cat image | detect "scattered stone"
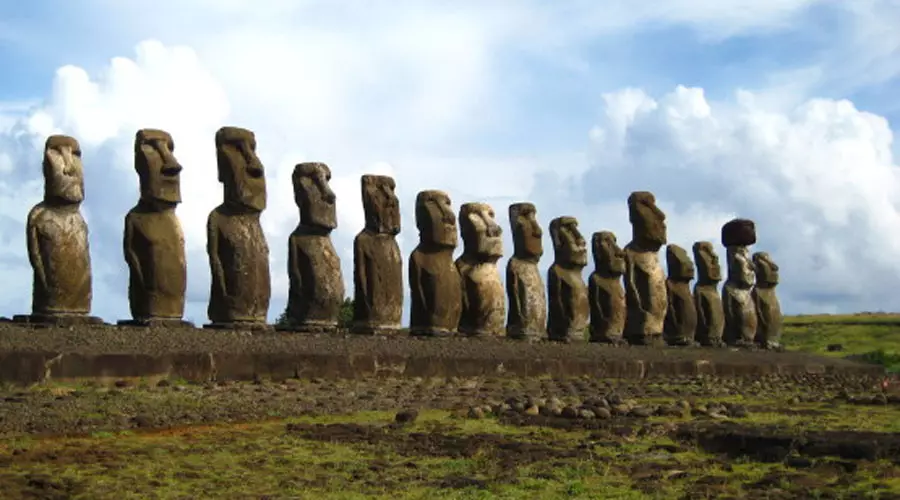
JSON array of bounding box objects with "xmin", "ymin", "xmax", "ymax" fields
[
  {"xmin": 467, "ymin": 407, "xmax": 485, "ymax": 419},
  {"xmin": 395, "ymin": 409, "xmax": 418, "ymax": 424}
]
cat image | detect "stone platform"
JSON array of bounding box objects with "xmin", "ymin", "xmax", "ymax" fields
[{"xmin": 0, "ymin": 323, "xmax": 883, "ymax": 386}]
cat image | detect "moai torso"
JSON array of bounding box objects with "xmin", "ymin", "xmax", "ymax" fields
[
  {"xmin": 692, "ymin": 241, "xmax": 725, "ymax": 346},
  {"xmin": 721, "ymin": 218, "xmax": 758, "ymax": 346},
  {"xmin": 287, "ymin": 163, "xmax": 344, "ymax": 328},
  {"xmin": 456, "ymin": 202, "xmax": 505, "ymax": 336},
  {"xmin": 124, "ymin": 129, "xmax": 187, "ymax": 321},
  {"xmin": 752, "ymin": 251, "xmax": 783, "ymax": 349},
  {"xmin": 623, "ymin": 191, "xmax": 668, "ymax": 345},
  {"xmin": 207, "ymin": 127, "xmax": 271, "ymax": 325},
  {"xmin": 505, "ymin": 202, "xmax": 546, "ymax": 340},
  {"xmin": 353, "ymin": 175, "xmax": 403, "ymax": 332},
  {"xmin": 409, "ymin": 190, "xmax": 462, "ymax": 335},
  {"xmin": 547, "ymin": 217, "xmax": 589, "ymax": 342},
  {"xmin": 663, "ymin": 244, "xmax": 697, "ymax": 346},
  {"xmin": 588, "ymin": 231, "xmax": 626, "ymax": 344},
  {"xmin": 27, "ymin": 135, "xmax": 92, "ymax": 316}
]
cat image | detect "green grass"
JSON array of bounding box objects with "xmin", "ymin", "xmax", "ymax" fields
[{"xmin": 782, "ymin": 313, "xmax": 900, "ymax": 372}]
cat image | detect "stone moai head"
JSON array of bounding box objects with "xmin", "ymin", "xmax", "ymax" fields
[
  {"xmin": 459, "ymin": 202, "xmax": 503, "ymax": 261},
  {"xmin": 293, "ymin": 162, "xmax": 337, "ymax": 230},
  {"xmin": 753, "ymin": 252, "xmax": 779, "ymax": 287},
  {"xmin": 215, "ymin": 126, "xmax": 266, "ymax": 212},
  {"xmin": 550, "ymin": 216, "xmax": 587, "ymax": 268},
  {"xmin": 692, "ymin": 241, "xmax": 722, "ymax": 284},
  {"xmin": 509, "ymin": 202, "xmax": 543, "ymax": 261},
  {"xmin": 415, "ymin": 190, "xmax": 457, "ymax": 249},
  {"xmin": 628, "ymin": 191, "xmax": 667, "ymax": 251},
  {"xmin": 666, "ymin": 244, "xmax": 695, "ymax": 282},
  {"xmin": 43, "ymin": 135, "xmax": 85, "ymax": 205},
  {"xmin": 361, "ymin": 174, "xmax": 400, "ymax": 235},
  {"xmin": 591, "ymin": 231, "xmax": 625, "ymax": 277},
  {"xmin": 134, "ymin": 129, "xmax": 182, "ymax": 208}
]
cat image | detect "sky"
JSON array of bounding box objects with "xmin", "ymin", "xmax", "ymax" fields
[{"xmin": 1, "ymin": 0, "xmax": 899, "ymax": 324}]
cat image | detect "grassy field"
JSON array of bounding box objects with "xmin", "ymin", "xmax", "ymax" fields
[{"xmin": 782, "ymin": 313, "xmax": 900, "ymax": 372}]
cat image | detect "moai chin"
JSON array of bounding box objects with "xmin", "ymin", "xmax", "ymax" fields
[
  {"xmin": 588, "ymin": 231, "xmax": 627, "ymax": 344},
  {"xmin": 692, "ymin": 241, "xmax": 726, "ymax": 347},
  {"xmin": 547, "ymin": 216, "xmax": 589, "ymax": 342},
  {"xmin": 623, "ymin": 191, "xmax": 667, "ymax": 345},
  {"xmin": 752, "ymin": 251, "xmax": 783, "ymax": 350},
  {"xmin": 505, "ymin": 202, "xmax": 546, "ymax": 340},
  {"xmin": 17, "ymin": 135, "xmax": 103, "ymax": 326},
  {"xmin": 352, "ymin": 174, "xmax": 403, "ymax": 334},
  {"xmin": 721, "ymin": 218, "xmax": 758, "ymax": 346},
  {"xmin": 456, "ymin": 202, "xmax": 505, "ymax": 336},
  {"xmin": 205, "ymin": 126, "xmax": 271, "ymax": 330},
  {"xmin": 663, "ymin": 244, "xmax": 699, "ymax": 346},
  {"xmin": 119, "ymin": 129, "xmax": 191, "ymax": 328},
  {"xmin": 283, "ymin": 163, "xmax": 345, "ymax": 332},
  {"xmin": 408, "ymin": 189, "xmax": 462, "ymax": 336}
]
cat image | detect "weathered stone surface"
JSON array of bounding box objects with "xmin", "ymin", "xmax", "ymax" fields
[
  {"xmin": 664, "ymin": 244, "xmax": 698, "ymax": 346},
  {"xmin": 286, "ymin": 163, "xmax": 344, "ymax": 330},
  {"xmin": 409, "ymin": 190, "xmax": 462, "ymax": 336},
  {"xmin": 588, "ymin": 231, "xmax": 626, "ymax": 344},
  {"xmin": 24, "ymin": 135, "xmax": 101, "ymax": 324},
  {"xmin": 693, "ymin": 241, "xmax": 725, "ymax": 347},
  {"xmin": 123, "ymin": 129, "xmax": 187, "ymax": 324},
  {"xmin": 206, "ymin": 126, "xmax": 270, "ymax": 327},
  {"xmin": 506, "ymin": 203, "xmax": 546, "ymax": 340},
  {"xmin": 722, "ymin": 244, "xmax": 758, "ymax": 347},
  {"xmin": 353, "ymin": 174, "xmax": 402, "ymax": 334},
  {"xmin": 722, "ymin": 218, "xmax": 756, "ymax": 247},
  {"xmin": 547, "ymin": 216, "xmax": 589, "ymax": 342},
  {"xmin": 456, "ymin": 202, "xmax": 505, "ymax": 336},
  {"xmin": 624, "ymin": 191, "xmax": 668, "ymax": 345},
  {"xmin": 753, "ymin": 251, "xmax": 783, "ymax": 349}
]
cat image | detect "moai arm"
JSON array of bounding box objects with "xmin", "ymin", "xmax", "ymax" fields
[
  {"xmin": 589, "ymin": 278, "xmax": 607, "ymax": 324},
  {"xmin": 288, "ymin": 237, "xmax": 303, "ymax": 299},
  {"xmin": 755, "ymin": 291, "xmax": 769, "ymax": 332},
  {"xmin": 548, "ymin": 269, "xmax": 564, "ymax": 325},
  {"xmin": 506, "ymin": 263, "xmax": 524, "ymax": 323},
  {"xmin": 354, "ymin": 239, "xmax": 373, "ymax": 316},
  {"xmin": 409, "ymin": 257, "xmax": 431, "ymax": 316},
  {"xmin": 123, "ymin": 214, "xmax": 144, "ymax": 290},
  {"xmin": 666, "ymin": 283, "xmax": 680, "ymax": 326},
  {"xmin": 207, "ymin": 212, "xmax": 227, "ymax": 298},
  {"xmin": 26, "ymin": 208, "xmax": 47, "ymax": 293},
  {"xmin": 624, "ymin": 252, "xmax": 645, "ymax": 313},
  {"xmin": 695, "ymin": 293, "xmax": 708, "ymax": 335}
]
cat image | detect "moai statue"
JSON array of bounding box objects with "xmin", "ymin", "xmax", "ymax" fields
[
  {"xmin": 693, "ymin": 241, "xmax": 725, "ymax": 347},
  {"xmin": 283, "ymin": 163, "xmax": 345, "ymax": 332},
  {"xmin": 205, "ymin": 126, "xmax": 271, "ymax": 329},
  {"xmin": 588, "ymin": 231, "xmax": 626, "ymax": 344},
  {"xmin": 456, "ymin": 202, "xmax": 505, "ymax": 336},
  {"xmin": 352, "ymin": 174, "xmax": 402, "ymax": 334},
  {"xmin": 721, "ymin": 218, "xmax": 758, "ymax": 346},
  {"xmin": 663, "ymin": 244, "xmax": 698, "ymax": 346},
  {"xmin": 547, "ymin": 216, "xmax": 589, "ymax": 342},
  {"xmin": 752, "ymin": 251, "xmax": 783, "ymax": 350},
  {"xmin": 623, "ymin": 191, "xmax": 667, "ymax": 345},
  {"xmin": 119, "ymin": 129, "xmax": 191, "ymax": 327},
  {"xmin": 408, "ymin": 190, "xmax": 462, "ymax": 336},
  {"xmin": 17, "ymin": 135, "xmax": 103, "ymax": 326},
  {"xmin": 505, "ymin": 202, "xmax": 546, "ymax": 340}
]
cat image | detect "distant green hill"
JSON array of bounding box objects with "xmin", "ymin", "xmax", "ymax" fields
[{"xmin": 783, "ymin": 314, "xmax": 900, "ymax": 373}]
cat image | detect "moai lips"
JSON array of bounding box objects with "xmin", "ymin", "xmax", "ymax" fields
[
  {"xmin": 505, "ymin": 202, "xmax": 546, "ymax": 340},
  {"xmin": 119, "ymin": 129, "xmax": 191, "ymax": 327},
  {"xmin": 624, "ymin": 191, "xmax": 667, "ymax": 345},
  {"xmin": 456, "ymin": 202, "xmax": 505, "ymax": 336},
  {"xmin": 547, "ymin": 216, "xmax": 589, "ymax": 342},
  {"xmin": 588, "ymin": 231, "xmax": 627, "ymax": 344},
  {"xmin": 17, "ymin": 135, "xmax": 104, "ymax": 326},
  {"xmin": 205, "ymin": 126, "xmax": 271, "ymax": 330},
  {"xmin": 721, "ymin": 218, "xmax": 758, "ymax": 346},
  {"xmin": 692, "ymin": 241, "xmax": 725, "ymax": 347},
  {"xmin": 663, "ymin": 244, "xmax": 698, "ymax": 346},
  {"xmin": 752, "ymin": 251, "xmax": 783, "ymax": 349},
  {"xmin": 408, "ymin": 190, "xmax": 462, "ymax": 336},
  {"xmin": 352, "ymin": 175, "xmax": 403, "ymax": 334}
]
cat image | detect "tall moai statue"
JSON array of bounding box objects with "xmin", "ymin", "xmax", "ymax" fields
[
  {"xmin": 408, "ymin": 190, "xmax": 462, "ymax": 336},
  {"xmin": 505, "ymin": 202, "xmax": 546, "ymax": 340},
  {"xmin": 17, "ymin": 135, "xmax": 103, "ymax": 325},
  {"xmin": 692, "ymin": 241, "xmax": 725, "ymax": 347},
  {"xmin": 352, "ymin": 174, "xmax": 402, "ymax": 334},
  {"xmin": 456, "ymin": 202, "xmax": 505, "ymax": 336},
  {"xmin": 623, "ymin": 191, "xmax": 667, "ymax": 345},
  {"xmin": 547, "ymin": 216, "xmax": 589, "ymax": 342},
  {"xmin": 284, "ymin": 163, "xmax": 345, "ymax": 332},
  {"xmin": 752, "ymin": 251, "xmax": 783, "ymax": 349},
  {"xmin": 119, "ymin": 129, "xmax": 190, "ymax": 327},
  {"xmin": 721, "ymin": 218, "xmax": 758, "ymax": 346},
  {"xmin": 205, "ymin": 126, "xmax": 271, "ymax": 329},
  {"xmin": 663, "ymin": 244, "xmax": 698, "ymax": 346},
  {"xmin": 588, "ymin": 231, "xmax": 626, "ymax": 344}
]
